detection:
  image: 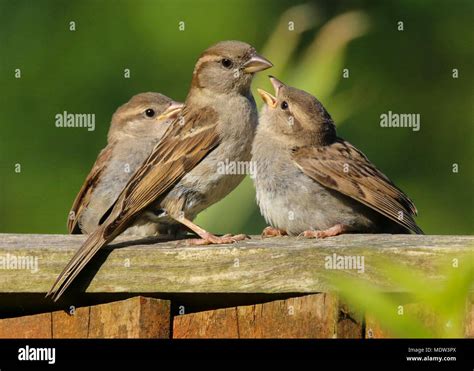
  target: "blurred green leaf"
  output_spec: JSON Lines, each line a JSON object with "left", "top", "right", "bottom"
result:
{"left": 329, "top": 256, "right": 473, "bottom": 338}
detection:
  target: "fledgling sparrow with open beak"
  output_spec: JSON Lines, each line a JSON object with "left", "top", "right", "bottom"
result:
{"left": 48, "top": 40, "right": 273, "bottom": 300}
{"left": 67, "top": 92, "right": 183, "bottom": 236}
{"left": 253, "top": 76, "right": 423, "bottom": 238}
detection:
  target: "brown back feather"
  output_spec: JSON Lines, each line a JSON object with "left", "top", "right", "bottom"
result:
{"left": 292, "top": 138, "right": 423, "bottom": 234}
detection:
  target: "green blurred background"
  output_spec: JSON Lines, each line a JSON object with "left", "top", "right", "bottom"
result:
{"left": 0, "top": 0, "right": 472, "bottom": 235}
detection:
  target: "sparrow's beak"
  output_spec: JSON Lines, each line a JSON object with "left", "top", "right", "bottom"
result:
{"left": 257, "top": 88, "right": 277, "bottom": 108}
{"left": 257, "top": 75, "right": 287, "bottom": 108}
{"left": 269, "top": 75, "right": 286, "bottom": 95}
{"left": 243, "top": 54, "right": 273, "bottom": 73}
{"left": 158, "top": 101, "right": 184, "bottom": 120}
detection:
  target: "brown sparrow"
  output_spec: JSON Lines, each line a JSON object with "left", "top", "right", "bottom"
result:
{"left": 68, "top": 92, "right": 183, "bottom": 236}
{"left": 253, "top": 76, "right": 423, "bottom": 238}
{"left": 47, "top": 40, "right": 272, "bottom": 300}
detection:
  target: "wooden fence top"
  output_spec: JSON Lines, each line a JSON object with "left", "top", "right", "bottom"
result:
{"left": 0, "top": 233, "right": 472, "bottom": 294}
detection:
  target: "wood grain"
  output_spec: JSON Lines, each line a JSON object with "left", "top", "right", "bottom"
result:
{"left": 0, "top": 296, "right": 170, "bottom": 338}
{"left": 0, "top": 313, "right": 52, "bottom": 338}
{"left": 365, "top": 299, "right": 474, "bottom": 338}
{"left": 0, "top": 233, "right": 471, "bottom": 294}
{"left": 173, "top": 294, "right": 340, "bottom": 338}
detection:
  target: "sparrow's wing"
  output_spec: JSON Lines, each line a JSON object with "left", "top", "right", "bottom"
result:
{"left": 67, "top": 144, "right": 115, "bottom": 234}
{"left": 47, "top": 106, "right": 221, "bottom": 301}
{"left": 105, "top": 107, "right": 220, "bottom": 232}
{"left": 292, "top": 138, "right": 423, "bottom": 234}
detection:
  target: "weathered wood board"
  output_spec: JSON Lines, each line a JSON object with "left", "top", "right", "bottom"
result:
{"left": 365, "top": 298, "right": 474, "bottom": 338}
{"left": 0, "top": 234, "right": 471, "bottom": 294}
{"left": 0, "top": 293, "right": 470, "bottom": 339}
{"left": 173, "top": 294, "right": 352, "bottom": 338}
{"left": 0, "top": 297, "right": 170, "bottom": 338}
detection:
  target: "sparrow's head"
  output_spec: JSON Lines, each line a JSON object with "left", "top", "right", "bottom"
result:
{"left": 109, "top": 92, "right": 183, "bottom": 141}
{"left": 191, "top": 40, "right": 272, "bottom": 95}
{"left": 257, "top": 77, "right": 336, "bottom": 146}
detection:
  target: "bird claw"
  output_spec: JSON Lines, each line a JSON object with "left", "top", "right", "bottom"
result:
{"left": 299, "top": 224, "right": 348, "bottom": 239}
{"left": 261, "top": 226, "right": 287, "bottom": 239}
{"left": 184, "top": 233, "right": 249, "bottom": 246}
{"left": 300, "top": 230, "right": 324, "bottom": 238}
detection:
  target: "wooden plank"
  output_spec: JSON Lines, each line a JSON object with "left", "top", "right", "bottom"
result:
{"left": 174, "top": 307, "right": 240, "bottom": 338}
{"left": 365, "top": 307, "right": 439, "bottom": 339}
{"left": 365, "top": 304, "right": 441, "bottom": 339}
{"left": 465, "top": 299, "right": 474, "bottom": 338}
{"left": 365, "top": 300, "right": 474, "bottom": 338}
{"left": 52, "top": 307, "right": 89, "bottom": 338}
{"left": 0, "top": 233, "right": 471, "bottom": 294}
{"left": 0, "top": 296, "right": 170, "bottom": 338}
{"left": 0, "top": 313, "right": 52, "bottom": 338}
{"left": 88, "top": 297, "right": 170, "bottom": 338}
{"left": 337, "top": 303, "right": 363, "bottom": 338}
{"left": 365, "top": 314, "right": 388, "bottom": 338}
{"left": 173, "top": 294, "right": 340, "bottom": 338}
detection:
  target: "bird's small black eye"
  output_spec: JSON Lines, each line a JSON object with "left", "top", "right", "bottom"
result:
{"left": 145, "top": 108, "right": 155, "bottom": 117}
{"left": 221, "top": 58, "right": 233, "bottom": 69}
{"left": 281, "top": 101, "right": 289, "bottom": 110}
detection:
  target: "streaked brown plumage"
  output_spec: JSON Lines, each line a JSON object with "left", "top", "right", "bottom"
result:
{"left": 67, "top": 92, "right": 183, "bottom": 236}
{"left": 47, "top": 40, "right": 272, "bottom": 301}
{"left": 253, "top": 76, "right": 423, "bottom": 238}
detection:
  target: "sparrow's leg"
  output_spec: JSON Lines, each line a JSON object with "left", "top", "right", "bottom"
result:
{"left": 261, "top": 226, "right": 287, "bottom": 238}
{"left": 301, "top": 224, "right": 350, "bottom": 238}
{"left": 175, "top": 216, "right": 248, "bottom": 245}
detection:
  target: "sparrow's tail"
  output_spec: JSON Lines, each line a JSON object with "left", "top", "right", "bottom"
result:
{"left": 413, "top": 223, "right": 424, "bottom": 235}
{"left": 46, "top": 224, "right": 113, "bottom": 301}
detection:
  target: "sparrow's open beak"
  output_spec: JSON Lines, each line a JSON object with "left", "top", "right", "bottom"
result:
{"left": 158, "top": 101, "right": 184, "bottom": 120}
{"left": 243, "top": 54, "right": 273, "bottom": 73}
{"left": 269, "top": 75, "right": 286, "bottom": 95}
{"left": 257, "top": 88, "right": 277, "bottom": 108}
{"left": 257, "top": 75, "right": 287, "bottom": 108}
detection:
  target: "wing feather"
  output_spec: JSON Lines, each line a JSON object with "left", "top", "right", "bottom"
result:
{"left": 48, "top": 106, "right": 221, "bottom": 300}
{"left": 67, "top": 144, "right": 115, "bottom": 234}
{"left": 292, "top": 139, "right": 423, "bottom": 234}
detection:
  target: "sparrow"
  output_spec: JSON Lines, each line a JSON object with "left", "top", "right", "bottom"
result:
{"left": 47, "top": 40, "right": 273, "bottom": 301}
{"left": 67, "top": 92, "right": 184, "bottom": 237}
{"left": 252, "top": 76, "right": 423, "bottom": 238}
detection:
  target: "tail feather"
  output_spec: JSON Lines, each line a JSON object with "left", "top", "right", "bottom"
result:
{"left": 47, "top": 225, "right": 111, "bottom": 301}
{"left": 413, "top": 223, "right": 424, "bottom": 235}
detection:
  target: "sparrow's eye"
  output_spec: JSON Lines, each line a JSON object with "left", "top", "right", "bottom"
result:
{"left": 221, "top": 58, "right": 233, "bottom": 69}
{"left": 281, "top": 101, "right": 289, "bottom": 110}
{"left": 145, "top": 109, "right": 155, "bottom": 118}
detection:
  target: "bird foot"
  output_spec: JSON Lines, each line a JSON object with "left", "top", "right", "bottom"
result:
{"left": 300, "top": 224, "right": 348, "bottom": 239}
{"left": 261, "top": 226, "right": 287, "bottom": 239}
{"left": 184, "top": 233, "right": 249, "bottom": 246}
